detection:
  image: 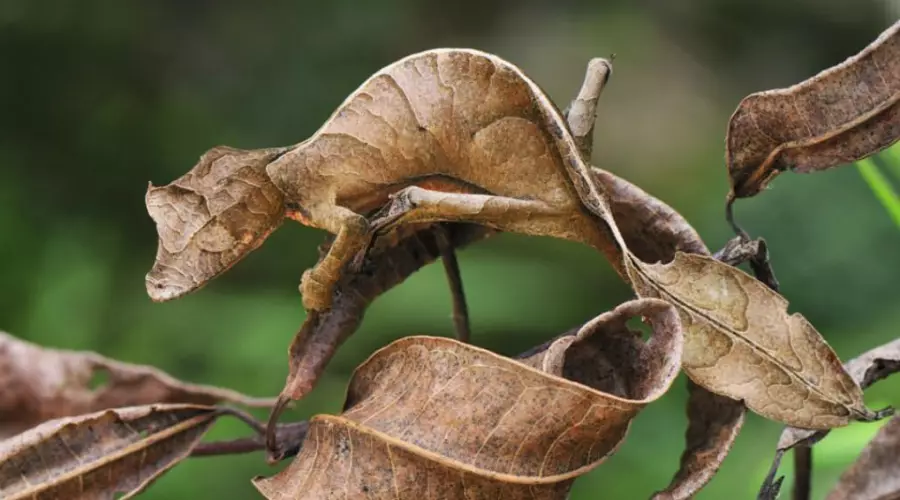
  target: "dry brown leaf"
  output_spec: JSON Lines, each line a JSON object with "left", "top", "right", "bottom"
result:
{"left": 254, "top": 298, "right": 682, "bottom": 499}
{"left": 625, "top": 252, "right": 876, "bottom": 429}
{"left": 826, "top": 414, "right": 900, "bottom": 500}
{"left": 0, "top": 332, "right": 274, "bottom": 438}
{"left": 146, "top": 145, "right": 289, "bottom": 301}
{"left": 726, "top": 20, "right": 900, "bottom": 198}
{"left": 0, "top": 404, "right": 221, "bottom": 500}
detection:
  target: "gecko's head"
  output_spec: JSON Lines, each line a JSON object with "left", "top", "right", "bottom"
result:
{"left": 145, "top": 145, "right": 289, "bottom": 301}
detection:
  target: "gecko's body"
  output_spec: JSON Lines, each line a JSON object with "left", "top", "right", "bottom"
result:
{"left": 266, "top": 49, "right": 616, "bottom": 310}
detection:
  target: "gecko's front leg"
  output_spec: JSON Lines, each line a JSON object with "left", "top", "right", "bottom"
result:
{"left": 300, "top": 205, "right": 370, "bottom": 311}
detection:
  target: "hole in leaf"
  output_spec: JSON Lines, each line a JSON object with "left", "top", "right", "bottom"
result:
{"left": 88, "top": 368, "right": 110, "bottom": 391}
{"left": 626, "top": 316, "right": 653, "bottom": 342}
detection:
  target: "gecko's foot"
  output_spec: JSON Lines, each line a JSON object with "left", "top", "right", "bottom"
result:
{"left": 369, "top": 187, "right": 420, "bottom": 234}
{"left": 300, "top": 269, "right": 333, "bottom": 311}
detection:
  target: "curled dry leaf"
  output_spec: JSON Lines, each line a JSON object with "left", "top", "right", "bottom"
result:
{"left": 0, "top": 404, "right": 221, "bottom": 500}
{"left": 0, "top": 332, "right": 274, "bottom": 438}
{"left": 146, "top": 145, "right": 289, "bottom": 301}
{"left": 826, "top": 414, "right": 900, "bottom": 500}
{"left": 626, "top": 252, "right": 876, "bottom": 429}
{"left": 254, "top": 298, "right": 682, "bottom": 499}
{"left": 726, "top": 20, "right": 900, "bottom": 198}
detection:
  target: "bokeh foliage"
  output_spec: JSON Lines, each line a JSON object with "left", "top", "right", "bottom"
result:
{"left": 1, "top": 1, "right": 899, "bottom": 498}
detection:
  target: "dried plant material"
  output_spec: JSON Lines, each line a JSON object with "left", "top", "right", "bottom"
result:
{"left": 255, "top": 298, "right": 682, "bottom": 498}
{"left": 0, "top": 332, "right": 274, "bottom": 438}
{"left": 146, "top": 145, "right": 289, "bottom": 301}
{"left": 826, "top": 414, "right": 900, "bottom": 500}
{"left": 266, "top": 48, "right": 624, "bottom": 312}
{"left": 0, "top": 404, "right": 222, "bottom": 500}
{"left": 626, "top": 252, "right": 877, "bottom": 429}
{"left": 726, "top": 20, "right": 900, "bottom": 199}
{"left": 652, "top": 381, "right": 746, "bottom": 500}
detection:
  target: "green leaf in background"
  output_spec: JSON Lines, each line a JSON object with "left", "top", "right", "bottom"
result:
{"left": 857, "top": 151, "right": 900, "bottom": 229}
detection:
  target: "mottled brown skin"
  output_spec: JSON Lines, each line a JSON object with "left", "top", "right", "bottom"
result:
{"left": 265, "top": 49, "right": 618, "bottom": 312}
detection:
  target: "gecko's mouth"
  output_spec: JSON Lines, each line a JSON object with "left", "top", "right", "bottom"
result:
{"left": 145, "top": 256, "right": 201, "bottom": 302}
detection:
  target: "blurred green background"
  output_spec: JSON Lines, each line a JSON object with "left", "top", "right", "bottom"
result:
{"left": 2, "top": 1, "right": 900, "bottom": 498}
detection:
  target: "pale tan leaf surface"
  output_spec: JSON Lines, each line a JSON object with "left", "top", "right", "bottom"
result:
{"left": 726, "top": 20, "right": 900, "bottom": 198}
{"left": 255, "top": 298, "right": 682, "bottom": 499}
{"left": 146, "top": 145, "right": 288, "bottom": 301}
{"left": 0, "top": 332, "right": 274, "bottom": 438}
{"left": 826, "top": 414, "right": 900, "bottom": 500}
{"left": 0, "top": 404, "right": 220, "bottom": 500}
{"left": 626, "top": 252, "right": 874, "bottom": 429}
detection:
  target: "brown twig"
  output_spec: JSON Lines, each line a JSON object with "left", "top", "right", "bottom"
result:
{"left": 435, "top": 224, "right": 471, "bottom": 343}
{"left": 192, "top": 420, "right": 310, "bottom": 460}
{"left": 793, "top": 446, "right": 812, "bottom": 500}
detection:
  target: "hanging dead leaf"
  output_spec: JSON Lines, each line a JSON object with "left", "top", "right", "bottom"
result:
{"left": 726, "top": 20, "right": 900, "bottom": 198}
{"left": 826, "top": 414, "right": 900, "bottom": 500}
{"left": 146, "top": 145, "right": 289, "bottom": 301}
{"left": 0, "top": 404, "right": 221, "bottom": 500}
{"left": 652, "top": 380, "right": 746, "bottom": 500}
{"left": 0, "top": 332, "right": 274, "bottom": 438}
{"left": 255, "top": 298, "right": 682, "bottom": 498}
{"left": 625, "top": 252, "right": 877, "bottom": 429}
